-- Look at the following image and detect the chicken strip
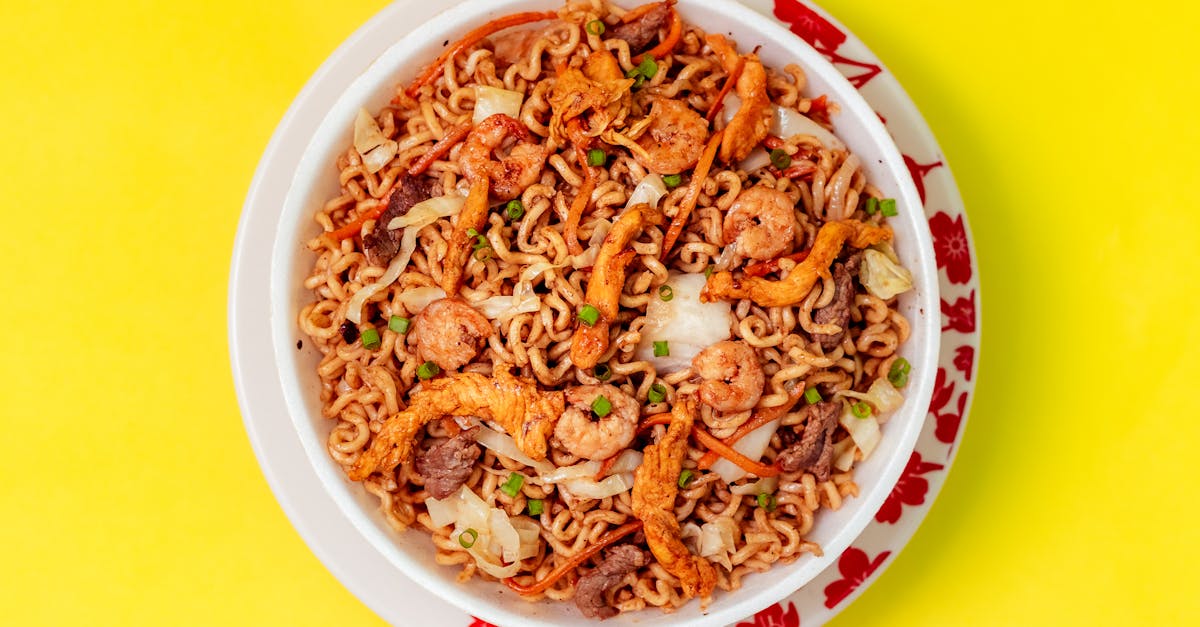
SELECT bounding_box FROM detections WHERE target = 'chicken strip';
[348,369,565,481]
[707,33,770,164]
[702,220,892,307]
[631,397,716,603]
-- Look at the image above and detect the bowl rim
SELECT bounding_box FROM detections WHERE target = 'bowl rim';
[251,0,940,625]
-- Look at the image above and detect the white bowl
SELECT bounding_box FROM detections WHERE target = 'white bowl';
[261,0,939,625]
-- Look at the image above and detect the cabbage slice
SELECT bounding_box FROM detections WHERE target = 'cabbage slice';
[473,86,524,125]
[634,273,733,373]
[353,108,398,174]
[859,249,914,300]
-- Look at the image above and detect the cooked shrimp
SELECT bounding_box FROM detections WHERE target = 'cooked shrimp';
[692,340,765,412]
[723,185,796,261]
[553,384,639,460]
[703,219,892,307]
[627,97,709,175]
[707,34,769,163]
[349,369,565,481]
[411,298,494,370]
[458,113,550,200]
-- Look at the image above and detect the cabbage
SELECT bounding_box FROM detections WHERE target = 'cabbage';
[474,426,555,475]
[634,273,733,373]
[424,485,539,579]
[838,401,881,460]
[569,219,612,269]
[473,259,559,319]
[473,86,524,125]
[839,377,905,419]
[711,418,781,484]
[561,474,632,500]
[353,108,398,174]
[626,173,668,209]
[345,194,464,324]
[397,286,447,313]
[541,452,639,501]
[859,249,914,300]
[832,437,856,472]
[698,517,738,571]
[728,475,779,496]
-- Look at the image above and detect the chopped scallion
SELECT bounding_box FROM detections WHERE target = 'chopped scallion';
[678,469,694,489]
[593,363,612,381]
[662,173,682,188]
[647,383,667,404]
[851,401,872,419]
[653,340,670,357]
[505,199,525,221]
[585,19,605,36]
[880,198,898,217]
[804,387,822,405]
[360,327,381,350]
[459,528,478,548]
[592,395,612,417]
[756,492,776,512]
[888,357,911,387]
[704,265,714,278]
[865,197,879,215]
[388,315,411,334]
[587,148,606,166]
[526,499,544,516]
[658,285,674,301]
[500,472,524,497]
[577,304,600,327]
[769,148,792,170]
[417,361,440,380]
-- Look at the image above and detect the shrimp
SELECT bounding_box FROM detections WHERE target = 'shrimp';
[553,384,639,460]
[707,33,769,164]
[349,369,565,481]
[703,219,892,307]
[623,97,709,175]
[411,298,494,370]
[723,185,796,261]
[458,113,550,201]
[692,340,765,412]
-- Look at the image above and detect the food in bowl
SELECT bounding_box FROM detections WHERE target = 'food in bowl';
[296,0,917,619]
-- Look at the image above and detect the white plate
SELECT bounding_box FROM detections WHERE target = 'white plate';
[229,1,979,625]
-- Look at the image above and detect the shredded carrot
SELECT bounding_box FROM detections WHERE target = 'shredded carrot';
[705,55,745,124]
[407,124,470,177]
[780,162,818,180]
[503,520,644,595]
[637,413,674,435]
[405,11,558,98]
[696,387,805,469]
[691,425,781,477]
[594,454,619,481]
[634,8,682,63]
[743,250,811,278]
[329,202,386,240]
[762,135,786,150]
[660,129,723,260]
[807,94,831,126]
[441,417,462,438]
[563,142,595,257]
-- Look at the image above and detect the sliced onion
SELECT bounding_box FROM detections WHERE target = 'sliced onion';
[472,259,559,319]
[738,147,772,172]
[473,86,524,125]
[698,517,737,571]
[839,402,881,460]
[475,426,555,475]
[569,219,612,269]
[859,248,914,300]
[353,108,398,174]
[772,104,844,150]
[710,418,781,484]
[539,460,601,483]
[607,450,643,476]
[424,494,459,528]
[397,286,447,313]
[561,474,631,500]
[510,517,542,561]
[626,173,668,209]
[839,377,905,418]
[386,194,465,230]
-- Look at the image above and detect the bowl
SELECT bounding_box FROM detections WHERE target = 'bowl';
[261,0,940,624]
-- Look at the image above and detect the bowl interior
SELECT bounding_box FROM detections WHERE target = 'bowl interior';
[268,0,939,625]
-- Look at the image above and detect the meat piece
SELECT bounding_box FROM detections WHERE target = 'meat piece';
[574,545,646,619]
[609,2,672,53]
[349,369,564,481]
[811,254,862,351]
[776,400,840,481]
[362,174,437,266]
[631,397,717,603]
[414,427,481,499]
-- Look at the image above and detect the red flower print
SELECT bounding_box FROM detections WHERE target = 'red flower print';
[823,547,891,608]
[468,618,497,627]
[953,345,975,380]
[772,0,882,88]
[903,154,944,205]
[941,291,976,334]
[737,601,801,627]
[875,452,945,524]
[929,367,968,444]
[928,211,971,284]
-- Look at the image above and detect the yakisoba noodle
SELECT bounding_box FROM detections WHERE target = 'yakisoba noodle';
[299,0,916,619]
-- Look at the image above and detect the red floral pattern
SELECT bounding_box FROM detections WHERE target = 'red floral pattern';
[929,211,971,284]
[468,619,496,627]
[929,367,969,444]
[823,548,891,608]
[772,0,882,88]
[953,345,974,380]
[875,452,946,524]
[737,601,801,627]
[904,154,944,204]
[941,291,976,334]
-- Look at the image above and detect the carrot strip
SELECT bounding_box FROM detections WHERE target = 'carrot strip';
[404,11,558,98]
[691,426,780,477]
[780,162,818,180]
[594,454,619,481]
[329,202,386,240]
[634,8,682,63]
[743,250,811,278]
[637,413,674,435]
[696,387,805,470]
[620,0,664,23]
[563,143,595,257]
[762,135,786,150]
[660,129,723,260]
[407,124,470,177]
[503,520,644,595]
[441,417,462,438]
[705,55,746,124]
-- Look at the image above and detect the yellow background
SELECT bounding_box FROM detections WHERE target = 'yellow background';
[2,0,1197,624]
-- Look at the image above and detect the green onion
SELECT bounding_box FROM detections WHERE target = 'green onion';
[653,340,670,357]
[756,492,776,512]
[636,57,658,79]
[578,304,600,326]
[647,383,667,404]
[704,265,714,278]
[585,19,605,36]
[662,173,682,188]
[880,198,898,217]
[888,357,911,387]
[505,199,525,221]
[500,472,524,497]
[592,395,612,417]
[593,363,612,381]
[851,401,872,419]
[658,285,674,301]
[417,361,440,380]
[466,227,479,237]
[360,327,381,350]
[588,147,609,165]
[865,197,879,215]
[388,315,411,334]
[678,469,694,489]
[459,528,478,548]
[769,148,792,170]
[526,499,544,516]
[804,387,822,405]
